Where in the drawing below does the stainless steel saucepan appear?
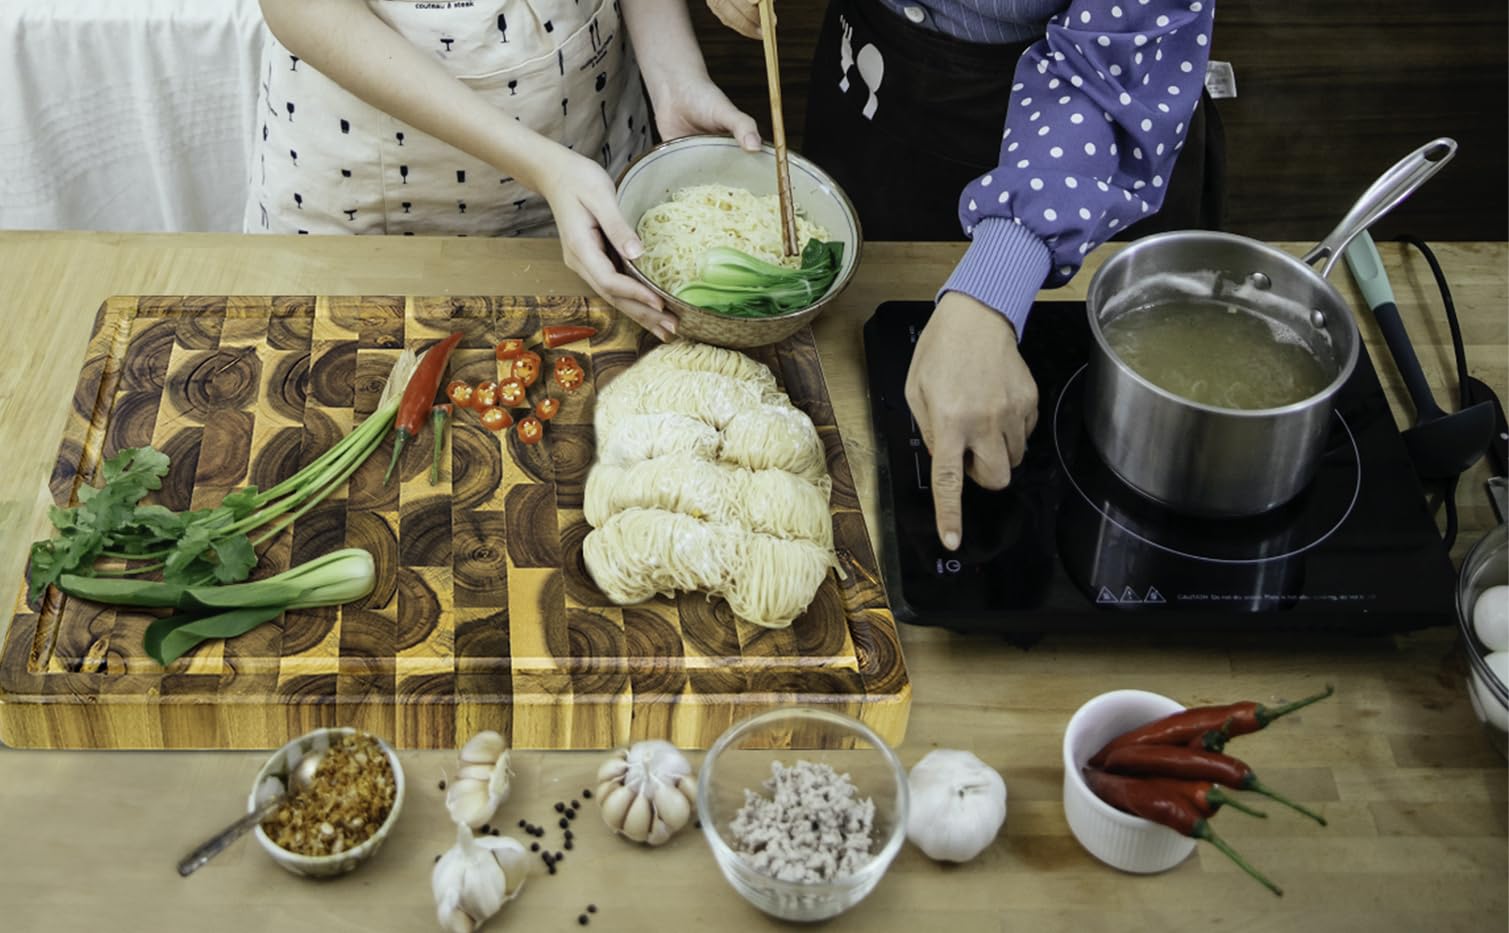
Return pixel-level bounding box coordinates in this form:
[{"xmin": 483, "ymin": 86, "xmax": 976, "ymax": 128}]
[{"xmin": 1083, "ymin": 138, "xmax": 1458, "ymax": 517}]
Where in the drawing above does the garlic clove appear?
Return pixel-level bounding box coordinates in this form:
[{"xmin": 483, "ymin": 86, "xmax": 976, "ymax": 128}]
[
  {"xmin": 651, "ymin": 782, "xmax": 692, "ymax": 830},
  {"xmin": 486, "ymin": 749, "xmax": 512, "ymax": 807},
  {"xmin": 459, "ymin": 730, "xmax": 507, "ymax": 765},
  {"xmin": 476, "ymin": 835, "xmax": 530, "ymax": 899},
  {"xmin": 455, "ymin": 762, "xmax": 494, "ymax": 783},
  {"xmin": 446, "ymin": 781, "xmax": 494, "ymax": 830},
  {"xmin": 432, "ymin": 825, "xmax": 528, "ymax": 933},
  {"xmin": 596, "ymin": 754, "xmax": 629, "ymax": 784},
  {"xmin": 599, "ymin": 783, "xmax": 636, "ymax": 832},
  {"xmin": 622, "ymin": 791, "xmax": 654, "ymax": 842}
]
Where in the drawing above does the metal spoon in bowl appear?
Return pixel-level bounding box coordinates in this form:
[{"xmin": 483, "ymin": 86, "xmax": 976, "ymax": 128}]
[{"xmin": 177, "ymin": 750, "xmax": 325, "ymax": 877}]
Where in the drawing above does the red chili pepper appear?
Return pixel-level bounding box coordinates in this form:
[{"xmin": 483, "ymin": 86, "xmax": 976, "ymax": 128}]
[
  {"xmin": 511, "ymin": 351, "xmax": 542, "ymax": 388},
  {"xmin": 1083, "ymin": 768, "xmax": 1283, "ymax": 897},
  {"xmin": 1089, "ymin": 685, "xmax": 1334, "ymax": 766},
  {"xmin": 1118, "ymin": 775, "xmax": 1267, "ymax": 820},
  {"xmin": 473, "ymin": 379, "xmax": 500, "ymax": 410},
  {"xmin": 384, "ymin": 332, "xmax": 463, "ymax": 485},
  {"xmin": 1100, "ymin": 745, "xmax": 1327, "ymax": 826},
  {"xmin": 495, "ymin": 338, "xmax": 527, "ymax": 360},
  {"xmin": 429, "ymin": 403, "xmax": 451, "ymax": 486},
  {"xmin": 553, "ymin": 354, "xmax": 585, "ymax": 392},
  {"xmin": 516, "ymin": 415, "xmax": 543, "ymax": 445},
  {"xmin": 446, "ymin": 379, "xmax": 474, "ymax": 408},
  {"xmin": 498, "ymin": 378, "xmax": 529, "ymax": 408},
  {"xmin": 479, "ymin": 407, "xmax": 513, "ymax": 432},
  {"xmin": 535, "ymin": 397, "xmax": 560, "ymax": 422},
  {"xmin": 542, "ymin": 325, "xmax": 597, "ymax": 349}
]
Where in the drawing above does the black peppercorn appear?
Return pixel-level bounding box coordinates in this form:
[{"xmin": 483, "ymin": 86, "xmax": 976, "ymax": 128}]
[
  {"xmin": 438, "ymin": 780, "xmax": 446, "ymax": 791},
  {"xmin": 567, "ymin": 810, "xmax": 577, "ymax": 821},
  {"xmin": 564, "ymin": 840, "xmax": 574, "ymax": 850},
  {"xmin": 559, "ymin": 818, "xmax": 569, "ymax": 829},
  {"xmin": 554, "ymin": 851, "xmax": 564, "ymax": 861},
  {"xmin": 548, "ymin": 864, "xmax": 557, "ymax": 875},
  {"xmin": 582, "ymin": 788, "xmax": 592, "ymax": 799},
  {"xmin": 555, "ymin": 802, "xmax": 566, "ymax": 813},
  {"xmin": 480, "ymin": 824, "xmax": 491, "ymax": 834},
  {"xmin": 433, "ymin": 854, "xmax": 441, "ymax": 863},
  {"xmin": 578, "ymin": 915, "xmax": 588, "ymax": 926},
  {"xmin": 564, "ymin": 829, "xmax": 574, "ymax": 840},
  {"xmin": 517, "ymin": 819, "xmax": 526, "ymax": 828},
  {"xmin": 570, "ymin": 799, "xmax": 580, "ymax": 809},
  {"xmin": 587, "ymin": 904, "xmax": 597, "ymax": 913},
  {"xmin": 530, "ymin": 842, "xmax": 540, "ymax": 852}
]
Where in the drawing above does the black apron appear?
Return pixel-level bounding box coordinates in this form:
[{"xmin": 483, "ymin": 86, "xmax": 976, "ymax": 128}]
[{"xmin": 802, "ymin": 0, "xmax": 1226, "ymax": 242}]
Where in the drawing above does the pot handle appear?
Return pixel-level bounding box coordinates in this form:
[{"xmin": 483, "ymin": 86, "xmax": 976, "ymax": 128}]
[{"xmin": 1302, "ymin": 138, "xmax": 1457, "ymax": 278}]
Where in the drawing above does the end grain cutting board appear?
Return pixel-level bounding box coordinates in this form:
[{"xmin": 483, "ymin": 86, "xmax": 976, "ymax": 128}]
[{"xmin": 0, "ymin": 296, "xmax": 910, "ymax": 750}]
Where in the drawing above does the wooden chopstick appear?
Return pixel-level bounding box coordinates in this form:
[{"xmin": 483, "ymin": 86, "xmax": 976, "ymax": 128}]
[{"xmin": 757, "ymin": 0, "xmax": 800, "ymax": 257}]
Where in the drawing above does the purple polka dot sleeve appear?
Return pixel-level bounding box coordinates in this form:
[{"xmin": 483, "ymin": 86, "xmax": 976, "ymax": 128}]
[{"xmin": 941, "ymin": 0, "xmax": 1216, "ymax": 337}]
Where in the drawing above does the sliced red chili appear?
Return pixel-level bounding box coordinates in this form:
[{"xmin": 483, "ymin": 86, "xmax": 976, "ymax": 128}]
[
  {"xmin": 479, "ymin": 406, "xmax": 513, "ymax": 432},
  {"xmin": 497, "ymin": 377, "xmax": 529, "ymax": 408},
  {"xmin": 446, "ymin": 379, "xmax": 474, "ymax": 408},
  {"xmin": 510, "ymin": 351, "xmax": 542, "ymax": 387},
  {"xmin": 495, "ymin": 338, "xmax": 526, "ymax": 360},
  {"xmin": 535, "ymin": 397, "xmax": 560, "ymax": 421},
  {"xmin": 516, "ymin": 415, "xmax": 543, "ymax": 445},
  {"xmin": 542, "ymin": 325, "xmax": 597, "ymax": 349},
  {"xmin": 472, "ymin": 379, "xmax": 500, "ymax": 410},
  {"xmin": 553, "ymin": 355, "xmax": 585, "ymax": 392}
]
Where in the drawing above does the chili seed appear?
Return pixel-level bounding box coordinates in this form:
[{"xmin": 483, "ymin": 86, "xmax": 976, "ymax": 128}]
[{"xmin": 555, "ymin": 802, "xmax": 566, "ymax": 813}]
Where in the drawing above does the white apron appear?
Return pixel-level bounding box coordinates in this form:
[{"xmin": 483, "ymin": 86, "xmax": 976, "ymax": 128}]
[{"xmin": 244, "ymin": 0, "xmax": 651, "ymax": 235}]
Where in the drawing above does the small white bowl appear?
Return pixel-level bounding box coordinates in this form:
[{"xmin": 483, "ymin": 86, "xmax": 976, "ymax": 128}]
[
  {"xmin": 1062, "ymin": 690, "xmax": 1197, "ymax": 873},
  {"xmin": 248, "ymin": 727, "xmax": 405, "ymax": 878}
]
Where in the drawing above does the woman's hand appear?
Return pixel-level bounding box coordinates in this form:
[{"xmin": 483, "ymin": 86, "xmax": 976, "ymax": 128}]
[
  {"xmin": 537, "ymin": 152, "xmax": 678, "ymax": 341},
  {"xmin": 904, "ymin": 291, "xmax": 1040, "ymax": 551},
  {"xmin": 706, "ymin": 0, "xmax": 764, "ymax": 39},
  {"xmin": 650, "ymin": 77, "xmax": 761, "ymax": 151}
]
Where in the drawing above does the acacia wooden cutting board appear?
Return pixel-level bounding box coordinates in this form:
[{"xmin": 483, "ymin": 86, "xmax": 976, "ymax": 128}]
[{"xmin": 0, "ymin": 296, "xmax": 910, "ymax": 750}]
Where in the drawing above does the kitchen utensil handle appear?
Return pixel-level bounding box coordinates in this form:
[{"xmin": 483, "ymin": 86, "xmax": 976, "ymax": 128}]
[
  {"xmin": 757, "ymin": 0, "xmax": 800, "ymax": 257},
  {"xmin": 177, "ymin": 794, "xmax": 284, "ymax": 877},
  {"xmin": 1303, "ymin": 138, "xmax": 1457, "ymax": 278},
  {"xmin": 1371, "ymin": 300, "xmax": 1439, "ymax": 418},
  {"xmin": 1342, "ymin": 232, "xmax": 1396, "ymax": 312}
]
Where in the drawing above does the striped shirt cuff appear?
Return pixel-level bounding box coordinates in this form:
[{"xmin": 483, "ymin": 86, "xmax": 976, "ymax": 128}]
[{"xmin": 939, "ymin": 218, "xmax": 1052, "ymax": 339}]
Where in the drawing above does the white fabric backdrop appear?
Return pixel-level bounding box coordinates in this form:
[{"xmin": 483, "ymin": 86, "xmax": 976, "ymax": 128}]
[{"xmin": 0, "ymin": 0, "xmax": 268, "ymax": 233}]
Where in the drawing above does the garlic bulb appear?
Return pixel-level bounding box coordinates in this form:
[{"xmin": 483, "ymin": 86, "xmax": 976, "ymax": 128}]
[
  {"xmin": 596, "ymin": 739, "xmax": 697, "ymax": 845},
  {"xmin": 432, "ymin": 824, "xmax": 530, "ymax": 933},
  {"xmin": 445, "ymin": 731, "xmax": 512, "ymax": 829},
  {"xmin": 905, "ymin": 749, "xmax": 1006, "ymax": 863}
]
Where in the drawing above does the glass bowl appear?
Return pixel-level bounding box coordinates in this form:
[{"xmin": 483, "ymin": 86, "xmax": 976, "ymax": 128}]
[
  {"xmin": 697, "ymin": 708, "xmax": 908, "ymax": 922},
  {"xmin": 1457, "ymin": 523, "xmax": 1508, "ymax": 758}
]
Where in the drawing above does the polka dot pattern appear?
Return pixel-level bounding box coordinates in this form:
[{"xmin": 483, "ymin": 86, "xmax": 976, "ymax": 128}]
[{"xmin": 955, "ymin": 0, "xmax": 1215, "ymax": 291}]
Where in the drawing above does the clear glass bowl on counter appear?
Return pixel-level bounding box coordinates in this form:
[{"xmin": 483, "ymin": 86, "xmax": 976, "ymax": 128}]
[
  {"xmin": 1457, "ymin": 523, "xmax": 1508, "ymax": 759},
  {"xmin": 697, "ymin": 708, "xmax": 908, "ymax": 922}
]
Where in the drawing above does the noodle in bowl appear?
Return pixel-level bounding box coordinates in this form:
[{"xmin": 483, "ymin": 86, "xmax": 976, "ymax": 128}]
[{"xmin": 616, "ymin": 136, "xmax": 862, "ymax": 348}]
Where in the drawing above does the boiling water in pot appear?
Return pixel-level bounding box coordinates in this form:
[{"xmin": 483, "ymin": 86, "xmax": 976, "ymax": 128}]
[{"xmin": 1101, "ymin": 299, "xmax": 1332, "ymax": 410}]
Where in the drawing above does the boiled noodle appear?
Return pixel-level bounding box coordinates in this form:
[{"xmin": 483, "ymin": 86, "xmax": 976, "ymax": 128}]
[
  {"xmin": 635, "ymin": 185, "xmax": 831, "ymax": 297},
  {"xmin": 584, "ymin": 342, "xmax": 837, "ymax": 627}
]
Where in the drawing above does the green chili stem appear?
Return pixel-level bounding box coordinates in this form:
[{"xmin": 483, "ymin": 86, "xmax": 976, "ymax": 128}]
[{"xmin": 1195, "ymin": 822, "xmax": 1283, "ymax": 897}]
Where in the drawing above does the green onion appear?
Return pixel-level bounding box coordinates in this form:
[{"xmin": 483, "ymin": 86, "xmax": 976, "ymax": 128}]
[{"xmin": 674, "ymin": 239, "xmax": 844, "ymax": 318}]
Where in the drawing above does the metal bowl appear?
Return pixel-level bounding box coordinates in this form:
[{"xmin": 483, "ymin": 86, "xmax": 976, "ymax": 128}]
[{"xmin": 615, "ymin": 135, "xmax": 862, "ymax": 348}]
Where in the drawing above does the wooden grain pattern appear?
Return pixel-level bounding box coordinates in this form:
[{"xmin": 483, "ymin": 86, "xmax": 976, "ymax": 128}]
[
  {"xmin": 0, "ymin": 295, "xmax": 911, "ymax": 750},
  {"xmin": 0, "ymin": 234, "xmax": 1500, "ymax": 933}
]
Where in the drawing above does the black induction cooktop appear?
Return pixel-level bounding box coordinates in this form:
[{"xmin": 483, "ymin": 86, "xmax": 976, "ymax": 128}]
[{"xmin": 862, "ymin": 300, "xmax": 1457, "ymax": 634}]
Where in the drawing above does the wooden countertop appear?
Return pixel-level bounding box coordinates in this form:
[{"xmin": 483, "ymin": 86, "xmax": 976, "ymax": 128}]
[{"xmin": 0, "ymin": 232, "xmax": 1504, "ymax": 932}]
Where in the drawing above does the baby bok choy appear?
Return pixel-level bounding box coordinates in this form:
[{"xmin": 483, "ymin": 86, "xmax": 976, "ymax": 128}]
[
  {"xmin": 675, "ymin": 239, "xmax": 844, "ymax": 318},
  {"xmin": 58, "ymin": 548, "xmax": 376, "ymax": 666}
]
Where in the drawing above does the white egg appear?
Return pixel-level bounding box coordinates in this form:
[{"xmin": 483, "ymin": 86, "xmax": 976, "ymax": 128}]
[
  {"xmin": 1472, "ymin": 585, "xmax": 1509, "ymax": 652},
  {"xmin": 1470, "ymin": 652, "xmax": 1509, "ymax": 732}
]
